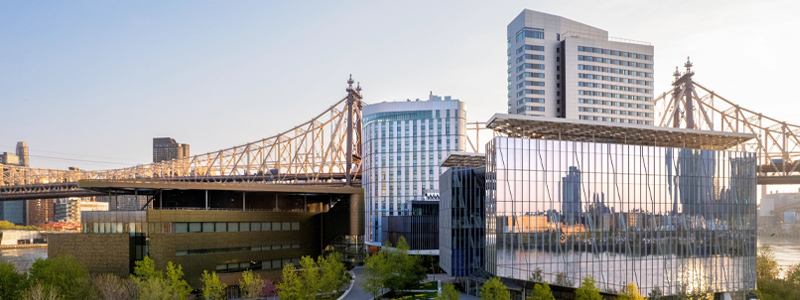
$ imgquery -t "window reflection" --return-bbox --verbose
[486,137,757,296]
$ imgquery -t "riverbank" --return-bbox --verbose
[0,247,47,273]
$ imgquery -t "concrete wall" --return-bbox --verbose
[47,233,129,277]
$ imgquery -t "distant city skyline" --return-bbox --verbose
[2,0,798,184]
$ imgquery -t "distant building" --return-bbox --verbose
[362,93,466,246]
[561,166,581,225]
[96,195,151,211]
[26,199,54,226]
[507,9,655,125]
[0,201,26,225]
[16,141,29,167]
[0,142,31,225]
[153,137,190,162]
[1,141,29,167]
[55,198,109,223]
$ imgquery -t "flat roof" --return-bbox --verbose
[78,179,363,195]
[486,114,756,151]
[440,152,486,168]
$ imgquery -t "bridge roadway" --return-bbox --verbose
[0,173,361,201]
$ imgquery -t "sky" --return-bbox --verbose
[2,0,800,193]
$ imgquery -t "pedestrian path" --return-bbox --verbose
[343,267,479,300]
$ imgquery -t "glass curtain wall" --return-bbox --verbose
[486,137,757,296]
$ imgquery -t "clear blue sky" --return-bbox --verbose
[2,0,799,178]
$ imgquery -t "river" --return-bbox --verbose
[758,238,800,276]
[0,247,47,273]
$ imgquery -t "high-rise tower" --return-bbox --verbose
[362,94,466,245]
[508,9,655,125]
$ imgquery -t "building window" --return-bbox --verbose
[516,27,544,42]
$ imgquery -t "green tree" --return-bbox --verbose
[619,282,644,300]
[201,270,227,300]
[360,237,427,298]
[435,283,459,300]
[479,277,510,300]
[28,255,91,300]
[137,277,175,300]
[554,272,573,287]
[319,252,347,295]
[277,263,309,300]
[131,257,190,300]
[133,256,161,280]
[527,283,555,300]
[0,262,28,300]
[361,250,389,299]
[574,277,603,300]
[785,263,800,286]
[165,262,191,300]
[529,268,543,283]
[299,256,321,296]
[647,287,663,300]
[757,244,781,280]
[239,269,265,299]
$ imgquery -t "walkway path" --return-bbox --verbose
[343,267,479,300]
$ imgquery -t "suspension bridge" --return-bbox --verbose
[2,62,800,201]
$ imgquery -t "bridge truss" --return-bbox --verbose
[1,76,364,199]
[656,58,800,184]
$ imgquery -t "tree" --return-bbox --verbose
[647,287,663,300]
[201,270,227,300]
[240,269,265,299]
[92,273,138,300]
[529,268,543,283]
[137,277,175,300]
[299,256,322,296]
[619,282,644,300]
[131,257,190,300]
[757,244,781,280]
[262,279,277,297]
[133,256,161,280]
[165,262,192,300]
[28,255,91,300]
[360,237,427,298]
[22,283,60,300]
[361,250,389,299]
[319,252,347,295]
[574,277,603,300]
[0,262,28,300]
[785,263,800,286]
[435,283,460,300]
[554,272,573,287]
[480,277,510,300]
[528,283,555,300]
[277,263,309,300]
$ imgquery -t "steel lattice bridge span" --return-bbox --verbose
[4,65,800,201]
[0,77,365,201]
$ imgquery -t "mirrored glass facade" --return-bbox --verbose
[486,137,757,296]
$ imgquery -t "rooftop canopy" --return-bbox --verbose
[440,152,486,168]
[486,114,756,151]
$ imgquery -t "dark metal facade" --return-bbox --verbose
[439,167,486,277]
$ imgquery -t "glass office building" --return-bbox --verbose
[362,94,466,245]
[485,136,757,296]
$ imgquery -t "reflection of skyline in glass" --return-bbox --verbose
[561,166,581,225]
[486,137,757,296]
